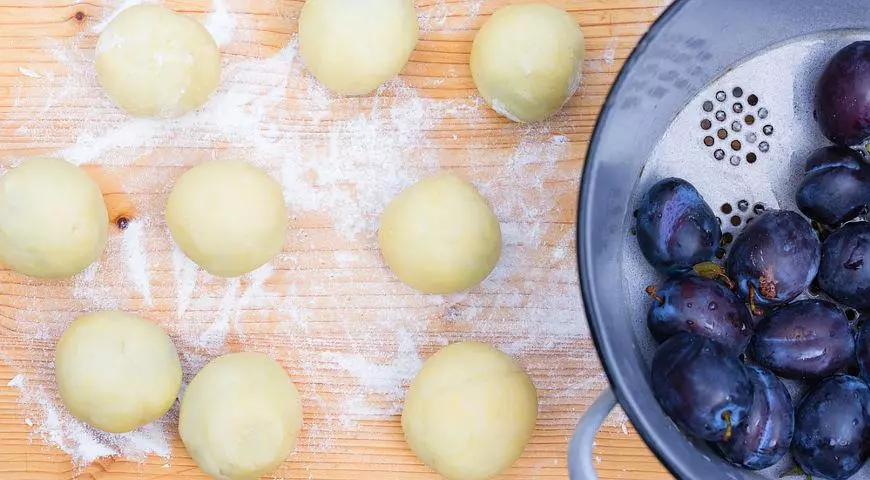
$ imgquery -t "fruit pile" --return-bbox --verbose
[637,41,870,480]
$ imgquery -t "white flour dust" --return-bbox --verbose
[204,0,236,47]
[6,374,172,466]
[122,219,153,305]
[2,0,598,473]
[418,0,483,31]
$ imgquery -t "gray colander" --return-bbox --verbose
[571,1,870,479]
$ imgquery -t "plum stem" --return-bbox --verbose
[747,284,764,316]
[721,410,733,442]
[692,262,736,289]
[645,285,664,305]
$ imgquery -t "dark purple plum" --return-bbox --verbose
[796,146,870,226]
[819,222,870,309]
[856,322,870,385]
[725,210,820,308]
[647,274,752,354]
[793,375,870,480]
[636,178,721,274]
[751,299,855,380]
[816,41,870,146]
[714,366,794,470]
[651,333,753,442]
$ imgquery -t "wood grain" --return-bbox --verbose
[0,0,675,479]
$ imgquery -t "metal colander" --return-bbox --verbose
[573,1,870,479]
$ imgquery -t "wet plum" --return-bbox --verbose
[751,299,855,380]
[855,322,870,385]
[636,178,721,274]
[715,366,793,471]
[815,41,870,146]
[647,274,752,354]
[819,221,870,309]
[793,375,870,480]
[651,333,753,442]
[796,146,870,227]
[725,210,820,308]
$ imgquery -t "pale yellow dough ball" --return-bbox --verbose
[471,3,586,123]
[55,311,182,433]
[402,342,539,480]
[299,0,419,96]
[0,158,108,279]
[179,352,303,480]
[166,160,288,278]
[378,173,501,294]
[96,4,221,118]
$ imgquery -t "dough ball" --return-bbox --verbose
[0,158,108,279]
[96,4,221,118]
[379,173,501,294]
[299,0,418,96]
[179,352,303,480]
[166,160,288,278]
[55,311,182,433]
[471,3,585,123]
[402,342,538,480]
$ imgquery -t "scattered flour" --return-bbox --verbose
[122,219,153,305]
[7,374,171,467]
[204,0,237,47]
[418,0,483,31]
[602,37,619,67]
[2,0,603,474]
[17,67,42,79]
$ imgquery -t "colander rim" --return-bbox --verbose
[576,0,696,478]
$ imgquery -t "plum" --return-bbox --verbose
[636,178,721,274]
[646,274,753,354]
[793,375,870,480]
[751,299,855,380]
[714,366,793,470]
[856,321,870,385]
[819,221,870,309]
[796,146,870,227]
[651,333,753,442]
[725,210,820,309]
[816,41,870,146]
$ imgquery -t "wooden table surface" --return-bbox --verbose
[0,0,675,479]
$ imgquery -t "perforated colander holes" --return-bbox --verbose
[714,200,767,258]
[700,87,774,165]
[805,279,862,322]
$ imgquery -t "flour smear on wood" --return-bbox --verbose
[1,0,612,473]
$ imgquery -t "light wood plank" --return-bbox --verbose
[0,0,675,479]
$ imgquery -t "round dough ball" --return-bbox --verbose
[55,311,182,433]
[0,158,108,279]
[179,352,303,480]
[471,4,585,123]
[166,160,288,278]
[299,0,419,96]
[96,4,221,118]
[379,173,501,294]
[402,342,538,480]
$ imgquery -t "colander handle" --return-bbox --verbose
[567,388,617,480]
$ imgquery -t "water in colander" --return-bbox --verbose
[620,30,870,479]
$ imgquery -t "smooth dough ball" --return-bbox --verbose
[471,3,585,123]
[55,311,182,433]
[299,0,419,96]
[379,173,501,294]
[179,352,303,480]
[96,4,221,118]
[0,158,108,279]
[166,160,288,278]
[402,342,538,480]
